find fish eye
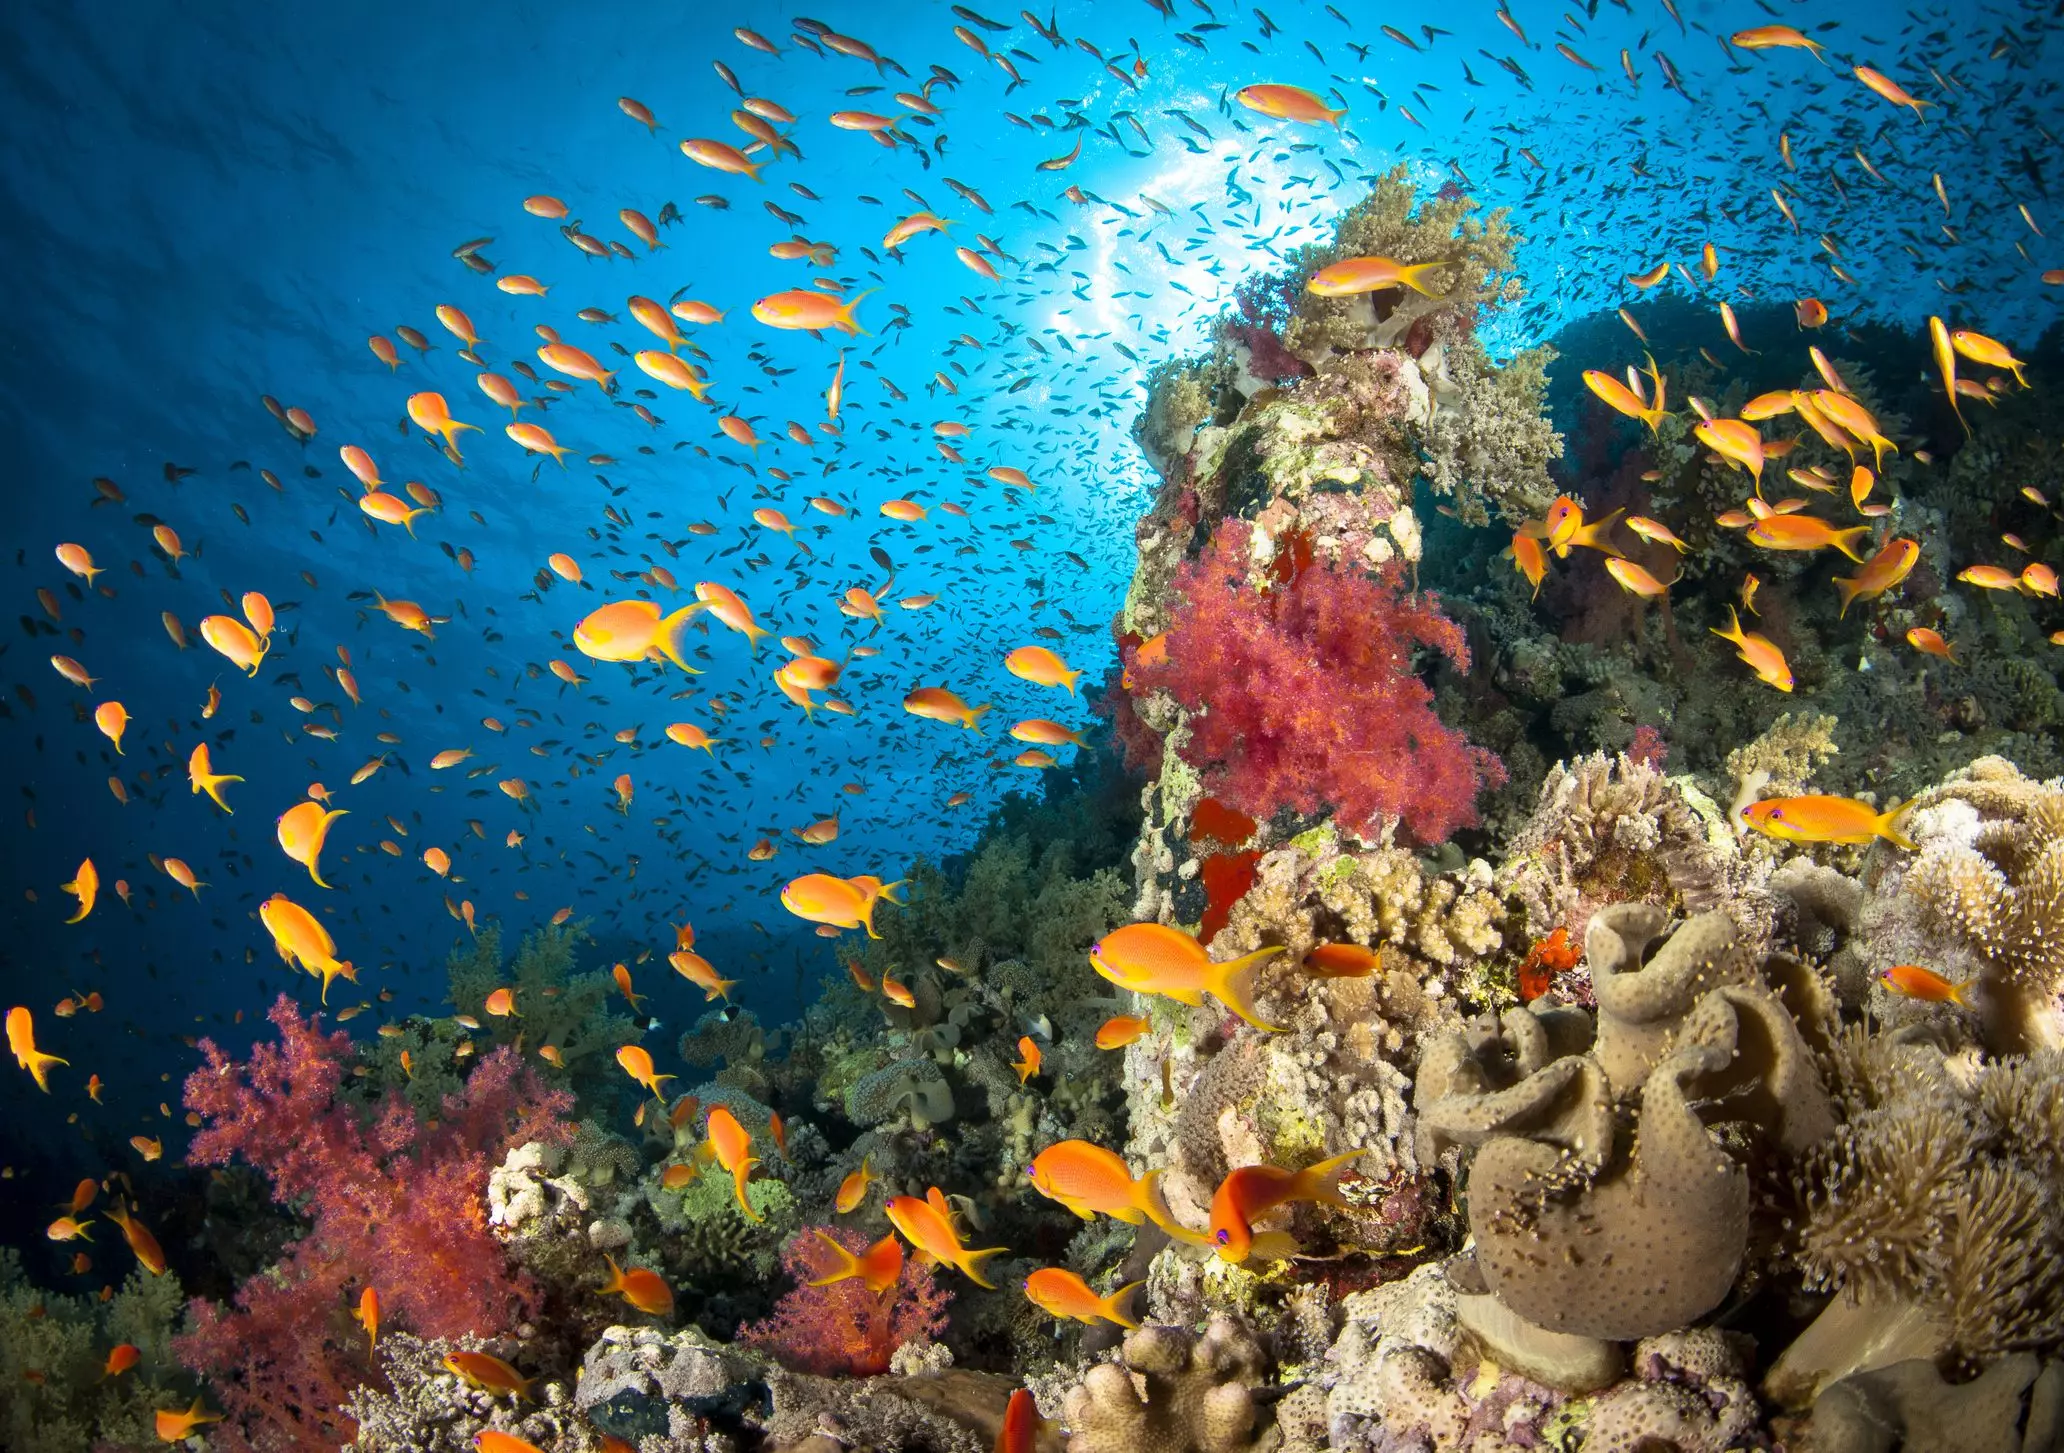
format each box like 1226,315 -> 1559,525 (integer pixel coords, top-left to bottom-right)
1214,1229 -> 1230,1245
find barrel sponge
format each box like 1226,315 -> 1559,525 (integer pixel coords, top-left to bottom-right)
843,1058 -> 955,1129
1062,1315 -> 1277,1453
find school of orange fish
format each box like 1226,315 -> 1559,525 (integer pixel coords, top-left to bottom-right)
7,1 -> 2060,1443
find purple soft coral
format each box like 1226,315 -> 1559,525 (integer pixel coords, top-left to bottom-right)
175,995 -> 573,1453
1136,521 -> 1504,845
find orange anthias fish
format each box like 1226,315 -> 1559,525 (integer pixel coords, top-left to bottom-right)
1540,496 -> 1624,559
835,1154 -> 875,1214
751,287 -> 873,335
1306,255 -> 1447,297
105,1342 -> 141,1377
277,800 -> 348,888
705,1107 -> 762,1221
884,1190 -> 1009,1286
1012,1036 -> 1042,1084
601,1255 -> 675,1316
1235,83 -> 1346,126
104,1200 -> 165,1275
1711,605 -> 1793,692
1089,923 -> 1286,1031
903,686 -> 992,730
62,858 -> 98,923
616,1044 -> 675,1101
573,600 -> 705,672
1094,1014 -> 1150,1049
1028,1139 -> 1206,1245
806,1230 -> 904,1294
475,1433 -> 549,1453
1833,538 -> 1920,617
442,1350 -> 533,1399
996,1388 -> 1041,1453
1004,646 -> 1082,694
1023,1267 -> 1142,1329
780,872 -> 904,938
260,893 -> 356,1004
1739,795 -> 1915,849
9,1005 -> 69,1091
355,1287 -> 379,1352
187,743 -> 244,812
1209,1150 -> 1363,1263
1879,963 -> 1974,1007
154,1399 -> 225,1442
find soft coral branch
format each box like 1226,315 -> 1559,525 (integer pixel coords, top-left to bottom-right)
739,1227 -> 953,1377
175,995 -> 573,1453
1136,521 -> 1503,845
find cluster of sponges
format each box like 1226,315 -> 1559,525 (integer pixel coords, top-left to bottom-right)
1417,905 -> 1835,1341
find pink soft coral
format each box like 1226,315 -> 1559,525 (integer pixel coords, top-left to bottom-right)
175,995 -> 573,1453
1136,521 -> 1504,845
739,1227 -> 953,1376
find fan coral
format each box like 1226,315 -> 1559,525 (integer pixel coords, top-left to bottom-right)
176,995 -> 574,1453
738,1227 -> 952,1377
1134,521 -> 1504,846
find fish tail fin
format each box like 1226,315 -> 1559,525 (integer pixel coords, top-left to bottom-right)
965,703 -> 993,732
1831,526 -> 1872,564
1832,572 -> 1865,619
653,604 -> 706,671
1104,1280 -> 1146,1329
1710,605 -> 1745,646
26,1048 -> 68,1092
1206,945 -> 1288,1032
1137,1169 -> 1209,1246
837,288 -> 878,336
734,1161 -> 763,1222
957,1244 -> 1010,1289
1876,799 -> 1918,852
805,1231 -> 863,1286
1398,260 -> 1447,296
1062,668 -> 1082,695
1294,1149 -> 1365,1208
742,155 -> 765,182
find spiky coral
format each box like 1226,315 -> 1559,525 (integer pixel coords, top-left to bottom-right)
738,1227 -> 952,1377
177,996 -> 573,1453
1134,521 -> 1503,846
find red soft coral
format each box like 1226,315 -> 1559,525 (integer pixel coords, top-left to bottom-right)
739,1227 -> 953,1377
1136,521 -> 1504,845
175,996 -> 574,1453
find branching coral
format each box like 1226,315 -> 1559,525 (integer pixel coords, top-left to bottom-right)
177,995 -> 573,1453
738,1227 -> 953,1377
1134,521 -> 1504,847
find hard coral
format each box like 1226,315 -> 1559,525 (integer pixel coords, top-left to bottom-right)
1062,1315 -> 1279,1453
1135,521 -> 1503,847
177,995 -> 574,1453
739,1227 -> 952,1377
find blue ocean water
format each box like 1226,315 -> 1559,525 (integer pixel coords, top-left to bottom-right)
0,0 -> 2055,1243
